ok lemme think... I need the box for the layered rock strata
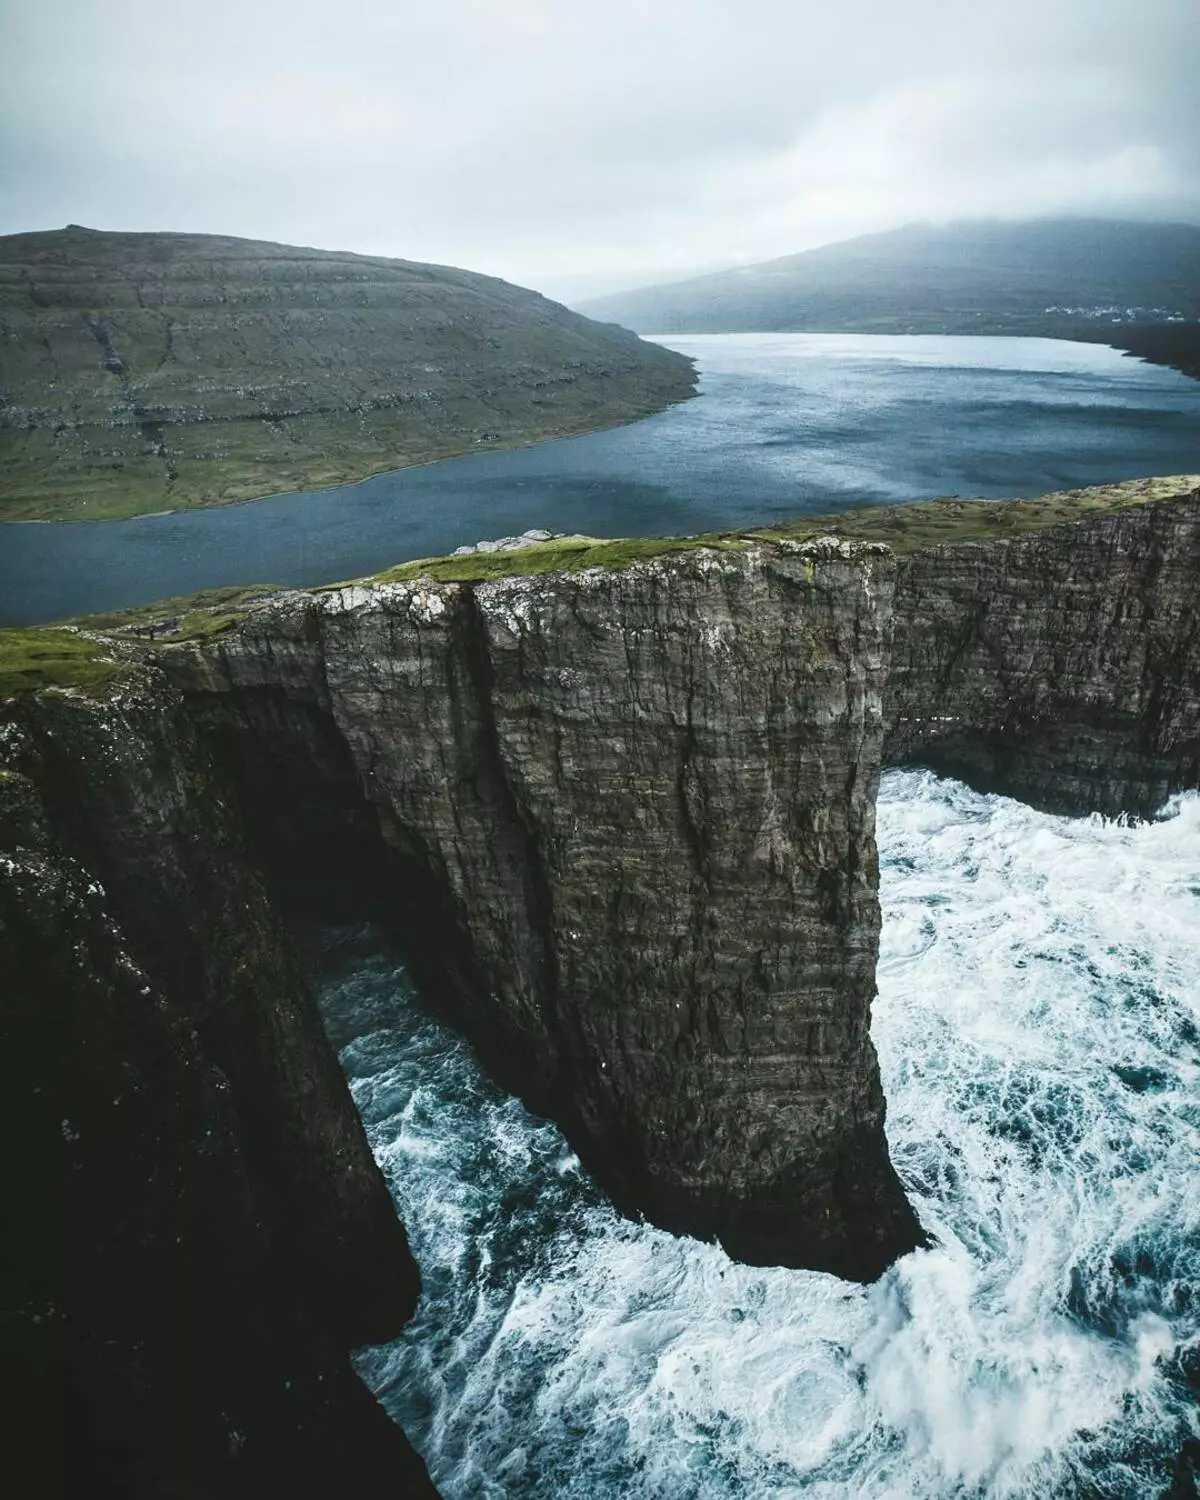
[886,488,1200,815]
[0,226,695,520]
[172,539,922,1280]
[4,481,1200,1489]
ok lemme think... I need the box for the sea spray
[317,771,1200,1497]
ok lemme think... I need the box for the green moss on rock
[757,474,1200,555]
[0,629,122,699]
[369,531,750,586]
[70,584,285,643]
[364,475,1199,586]
[19,476,1197,677]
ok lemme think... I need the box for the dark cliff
[0,679,438,1496]
[2,476,1198,1488]
[886,491,1200,816]
[0,226,695,521]
[167,539,921,1280]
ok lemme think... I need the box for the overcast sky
[3,0,1198,302]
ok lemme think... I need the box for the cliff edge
[170,536,923,1280]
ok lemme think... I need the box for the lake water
[2,333,1198,626]
[317,772,1200,1498]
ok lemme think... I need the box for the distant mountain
[577,219,1200,348]
[0,226,696,521]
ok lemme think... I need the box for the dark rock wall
[0,681,437,1497]
[173,541,923,1280]
[161,497,1200,1280]
[886,489,1200,815]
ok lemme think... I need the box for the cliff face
[147,481,1198,1286]
[0,678,437,1497]
[170,540,922,1280]
[4,481,1199,1487]
[886,489,1200,815]
[0,226,695,520]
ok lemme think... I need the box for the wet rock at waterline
[322,771,1200,1497]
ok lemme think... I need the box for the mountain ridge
[577,217,1200,374]
[0,225,696,521]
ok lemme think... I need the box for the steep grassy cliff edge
[0,226,696,521]
[1,474,1193,688]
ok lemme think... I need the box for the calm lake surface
[3,333,1198,625]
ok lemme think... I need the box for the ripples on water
[315,771,1200,1497]
[6,334,1199,627]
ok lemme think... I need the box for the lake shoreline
[7,331,1196,529]
[3,334,1196,629]
[1,391,698,527]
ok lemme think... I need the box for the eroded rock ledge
[2,476,1198,1491]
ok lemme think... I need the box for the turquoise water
[316,772,1200,1498]
[4,334,1197,625]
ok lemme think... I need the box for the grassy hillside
[0,226,696,521]
[578,219,1200,371]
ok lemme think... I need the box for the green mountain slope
[578,218,1200,355]
[0,226,696,521]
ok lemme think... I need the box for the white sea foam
[317,771,1200,1497]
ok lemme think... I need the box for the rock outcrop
[0,226,695,520]
[170,539,922,1280]
[0,681,438,1497]
[885,486,1200,816]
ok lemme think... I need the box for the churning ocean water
[316,771,1200,1498]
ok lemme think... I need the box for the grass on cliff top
[0,628,123,699]
[75,584,285,639]
[371,474,1200,582]
[0,585,286,697]
[369,531,749,585]
[756,474,1200,555]
[12,475,1195,691]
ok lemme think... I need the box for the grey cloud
[2,0,1197,299]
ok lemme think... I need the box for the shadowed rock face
[0,225,696,520]
[0,685,437,1498]
[152,487,1200,1281]
[886,490,1200,816]
[3,484,1199,1488]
